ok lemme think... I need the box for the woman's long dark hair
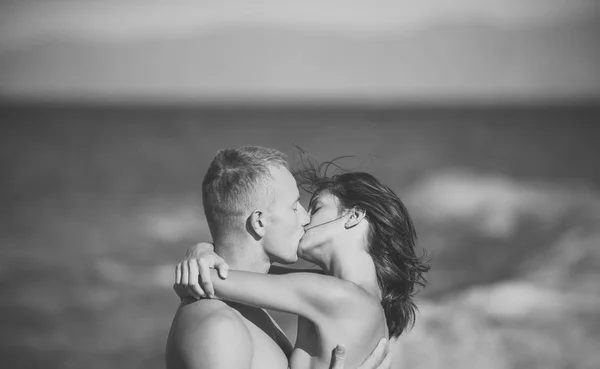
[294,155,430,338]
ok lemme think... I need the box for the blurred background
[1,1,599,368]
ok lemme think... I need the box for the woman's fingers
[186,259,204,299]
[175,262,182,284]
[329,345,346,369]
[198,258,214,298]
[173,242,229,301]
[181,258,189,295]
[173,262,188,300]
[215,257,229,279]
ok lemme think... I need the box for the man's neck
[214,238,272,274]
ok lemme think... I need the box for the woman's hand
[173,242,229,300]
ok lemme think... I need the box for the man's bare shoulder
[179,298,242,324]
[166,299,253,369]
[170,298,250,339]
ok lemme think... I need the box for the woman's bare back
[289,290,388,369]
[203,268,389,369]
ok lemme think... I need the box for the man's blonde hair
[202,146,289,236]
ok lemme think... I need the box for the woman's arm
[174,242,323,299]
[209,269,365,324]
[173,242,369,324]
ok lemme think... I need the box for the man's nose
[301,207,311,227]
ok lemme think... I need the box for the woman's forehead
[310,190,337,207]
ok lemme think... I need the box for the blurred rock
[390,170,600,368]
[407,169,599,237]
[524,226,600,295]
[394,281,600,369]
[406,169,600,297]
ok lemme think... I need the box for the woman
[175,165,430,369]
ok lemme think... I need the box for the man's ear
[344,207,366,229]
[247,210,266,240]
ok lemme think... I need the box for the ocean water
[1,103,599,369]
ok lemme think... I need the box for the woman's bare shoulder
[288,273,382,315]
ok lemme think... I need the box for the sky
[0,0,598,104]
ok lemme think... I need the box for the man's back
[166,298,291,369]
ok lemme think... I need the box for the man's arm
[167,309,253,369]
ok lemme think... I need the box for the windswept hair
[202,146,289,237]
[294,155,430,338]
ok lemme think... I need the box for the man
[166,146,390,369]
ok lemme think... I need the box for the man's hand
[329,338,391,369]
[173,242,229,300]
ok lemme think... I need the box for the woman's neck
[323,250,382,301]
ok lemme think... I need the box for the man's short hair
[202,146,289,234]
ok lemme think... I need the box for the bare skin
[166,297,390,369]
[176,192,392,369]
[166,298,292,369]
[167,165,391,369]
[200,269,388,369]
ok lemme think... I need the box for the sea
[1,102,599,369]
